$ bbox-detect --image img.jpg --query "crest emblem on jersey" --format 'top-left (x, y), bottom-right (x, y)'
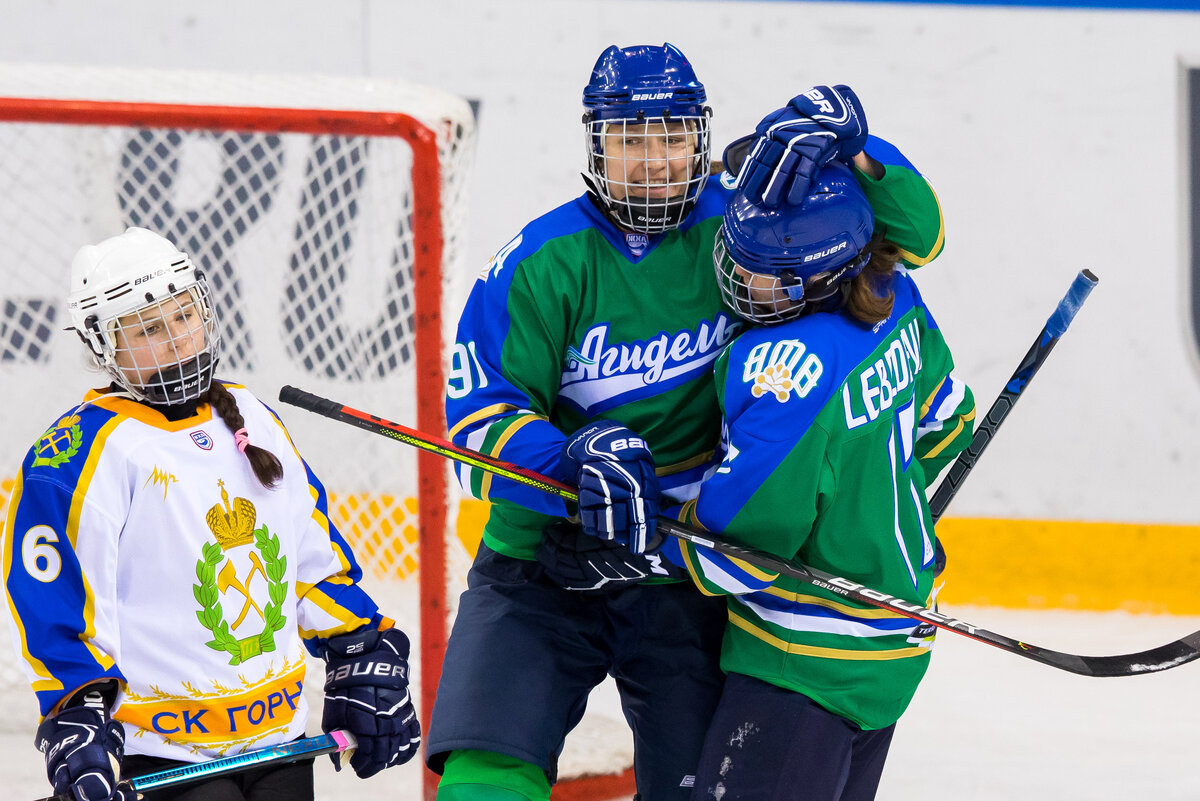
top-left (750, 365), bottom-right (796, 403)
top-left (191, 430), bottom-right (214, 450)
top-left (624, 232), bottom-right (649, 257)
top-left (32, 414), bottom-right (83, 468)
top-left (193, 480), bottom-right (288, 665)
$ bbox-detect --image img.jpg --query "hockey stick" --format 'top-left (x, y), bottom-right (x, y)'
top-left (37, 730), bottom-right (356, 801)
top-left (278, 386), bottom-right (1200, 678)
top-left (929, 269), bottom-right (1099, 521)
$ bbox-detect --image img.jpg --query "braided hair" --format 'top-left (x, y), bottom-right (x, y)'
top-left (201, 382), bottom-right (283, 488)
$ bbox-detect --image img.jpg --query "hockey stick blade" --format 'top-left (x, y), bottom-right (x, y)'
top-left (278, 386), bottom-right (1200, 678)
top-left (930, 269), bottom-right (1098, 521)
top-left (37, 730), bottom-right (356, 801)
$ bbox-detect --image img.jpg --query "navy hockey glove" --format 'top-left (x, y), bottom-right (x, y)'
top-left (537, 522), bottom-right (686, 591)
top-left (323, 627), bottom-right (421, 779)
top-left (736, 84), bottom-right (867, 207)
top-left (37, 690), bottom-right (137, 801)
top-left (560, 420), bottom-right (660, 554)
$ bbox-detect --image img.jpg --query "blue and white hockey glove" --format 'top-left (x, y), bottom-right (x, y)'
top-left (537, 522), bottom-right (685, 591)
top-left (736, 84), bottom-right (868, 207)
top-left (323, 627), bottom-right (421, 779)
top-left (560, 420), bottom-right (660, 554)
top-left (37, 688), bottom-right (137, 801)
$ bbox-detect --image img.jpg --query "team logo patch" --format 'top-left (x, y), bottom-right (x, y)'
top-left (145, 467), bottom-right (179, 500)
top-left (624, 232), bottom-right (649, 257)
top-left (32, 414), bottom-right (83, 468)
top-left (191, 430), bottom-right (214, 450)
top-left (750, 365), bottom-right (796, 403)
top-left (194, 480), bottom-right (288, 665)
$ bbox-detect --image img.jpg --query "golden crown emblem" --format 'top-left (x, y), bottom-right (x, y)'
top-left (205, 479), bottom-right (257, 550)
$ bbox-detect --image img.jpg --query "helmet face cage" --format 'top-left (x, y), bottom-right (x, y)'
top-left (89, 276), bottom-right (222, 404)
top-left (715, 228), bottom-right (871, 325)
top-left (585, 113), bottom-right (712, 234)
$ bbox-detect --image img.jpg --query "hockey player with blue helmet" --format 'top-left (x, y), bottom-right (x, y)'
top-left (429, 41), bottom-right (949, 801)
top-left (582, 42), bottom-right (712, 234)
top-left (662, 164), bottom-right (976, 801)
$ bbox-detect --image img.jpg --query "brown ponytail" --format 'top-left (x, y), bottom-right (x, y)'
top-left (843, 236), bottom-right (902, 327)
top-left (202, 382), bottom-right (284, 488)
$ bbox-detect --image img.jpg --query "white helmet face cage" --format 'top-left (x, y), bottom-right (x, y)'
top-left (586, 114), bottom-right (711, 234)
top-left (714, 231), bottom-right (809, 325)
top-left (85, 277), bottom-right (222, 405)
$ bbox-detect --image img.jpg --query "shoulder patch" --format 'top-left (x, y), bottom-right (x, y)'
top-left (32, 414), bottom-right (84, 468)
top-left (742, 339), bottom-right (823, 403)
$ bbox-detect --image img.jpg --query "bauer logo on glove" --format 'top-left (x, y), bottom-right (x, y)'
top-left (560, 420), bottom-right (661, 554)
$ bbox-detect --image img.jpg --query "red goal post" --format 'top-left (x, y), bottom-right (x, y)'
top-left (0, 63), bottom-right (476, 798)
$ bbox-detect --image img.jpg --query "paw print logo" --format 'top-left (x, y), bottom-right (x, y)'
top-left (750, 365), bottom-right (794, 403)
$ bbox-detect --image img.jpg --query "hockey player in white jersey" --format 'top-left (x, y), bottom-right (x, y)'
top-left (3, 228), bottom-right (419, 801)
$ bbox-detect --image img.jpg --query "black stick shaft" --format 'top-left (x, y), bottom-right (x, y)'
top-left (929, 269), bottom-right (1099, 522)
top-left (278, 383), bottom-right (1200, 678)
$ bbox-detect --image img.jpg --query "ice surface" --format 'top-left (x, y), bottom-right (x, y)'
top-left (5, 607), bottom-right (1198, 800)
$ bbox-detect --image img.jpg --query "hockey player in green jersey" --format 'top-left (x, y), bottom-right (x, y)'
top-left (427, 43), bottom-right (949, 801)
top-left (659, 163), bottom-right (976, 801)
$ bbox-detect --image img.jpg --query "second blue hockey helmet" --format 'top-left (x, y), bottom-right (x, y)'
top-left (715, 161), bottom-right (875, 325)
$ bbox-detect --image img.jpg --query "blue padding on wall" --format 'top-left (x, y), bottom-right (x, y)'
top-left (731, 0), bottom-right (1199, 9)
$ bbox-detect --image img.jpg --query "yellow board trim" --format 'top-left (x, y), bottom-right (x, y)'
top-left (937, 517), bottom-right (1200, 614)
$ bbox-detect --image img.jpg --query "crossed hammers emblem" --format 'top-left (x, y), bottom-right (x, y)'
top-left (217, 553), bottom-right (269, 630)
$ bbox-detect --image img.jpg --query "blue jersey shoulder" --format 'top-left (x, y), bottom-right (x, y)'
top-left (721, 271), bottom-right (926, 441)
top-left (21, 400), bottom-right (122, 488)
top-left (862, 135), bottom-right (921, 175)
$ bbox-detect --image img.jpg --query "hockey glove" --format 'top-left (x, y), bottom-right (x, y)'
top-left (736, 84), bottom-right (867, 207)
top-left (560, 420), bottom-right (660, 554)
top-left (37, 689), bottom-right (137, 801)
top-left (537, 522), bottom-right (686, 591)
top-left (323, 627), bottom-right (421, 779)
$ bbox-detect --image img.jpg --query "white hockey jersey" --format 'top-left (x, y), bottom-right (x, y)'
top-left (3, 383), bottom-right (385, 761)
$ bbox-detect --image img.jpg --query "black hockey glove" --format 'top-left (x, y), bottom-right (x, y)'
top-left (37, 687), bottom-right (137, 801)
top-left (731, 84), bottom-right (867, 207)
top-left (537, 522), bottom-right (687, 591)
top-left (323, 627), bottom-right (421, 778)
top-left (560, 420), bottom-right (660, 554)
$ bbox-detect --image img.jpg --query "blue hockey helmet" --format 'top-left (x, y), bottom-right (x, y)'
top-left (582, 43), bottom-right (712, 234)
top-left (715, 161), bottom-right (875, 325)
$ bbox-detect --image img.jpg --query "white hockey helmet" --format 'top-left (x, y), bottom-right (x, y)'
top-left (67, 227), bottom-right (221, 404)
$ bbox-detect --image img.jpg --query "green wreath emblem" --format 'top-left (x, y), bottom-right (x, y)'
top-left (193, 527), bottom-right (289, 665)
top-left (32, 424), bottom-right (83, 468)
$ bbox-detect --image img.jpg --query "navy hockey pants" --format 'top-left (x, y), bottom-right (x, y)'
top-left (692, 673), bottom-right (895, 801)
top-left (426, 543), bottom-right (728, 801)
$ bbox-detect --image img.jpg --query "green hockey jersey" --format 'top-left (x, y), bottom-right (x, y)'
top-left (446, 137), bottom-right (946, 560)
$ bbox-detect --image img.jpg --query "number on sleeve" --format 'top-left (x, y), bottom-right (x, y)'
top-left (21, 525), bottom-right (62, 583)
